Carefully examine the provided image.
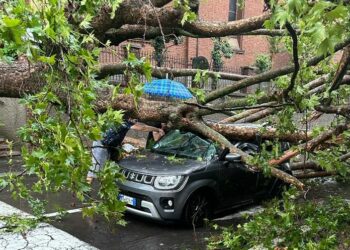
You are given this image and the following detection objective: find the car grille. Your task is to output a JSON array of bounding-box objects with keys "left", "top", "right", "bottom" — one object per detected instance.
[{"left": 120, "top": 168, "right": 155, "bottom": 185}]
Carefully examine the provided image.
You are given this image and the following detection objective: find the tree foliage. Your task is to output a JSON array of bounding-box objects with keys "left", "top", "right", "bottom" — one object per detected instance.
[
  {"left": 211, "top": 37, "right": 234, "bottom": 71},
  {"left": 209, "top": 188, "right": 350, "bottom": 249},
  {"left": 0, "top": 0, "right": 349, "bottom": 236}
]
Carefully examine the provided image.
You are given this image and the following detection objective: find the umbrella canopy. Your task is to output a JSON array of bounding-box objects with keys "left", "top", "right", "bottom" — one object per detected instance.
[{"left": 143, "top": 79, "right": 193, "bottom": 99}]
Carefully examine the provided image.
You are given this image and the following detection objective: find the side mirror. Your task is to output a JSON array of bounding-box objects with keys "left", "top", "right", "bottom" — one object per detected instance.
[
  {"left": 225, "top": 153, "right": 242, "bottom": 163},
  {"left": 218, "top": 147, "right": 230, "bottom": 161}
]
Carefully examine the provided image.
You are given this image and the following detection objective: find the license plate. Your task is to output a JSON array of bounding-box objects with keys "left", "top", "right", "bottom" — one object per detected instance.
[{"left": 118, "top": 194, "right": 136, "bottom": 206}]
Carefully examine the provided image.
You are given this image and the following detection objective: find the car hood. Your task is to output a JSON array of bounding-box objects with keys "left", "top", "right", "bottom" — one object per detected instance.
[{"left": 118, "top": 150, "right": 207, "bottom": 175}]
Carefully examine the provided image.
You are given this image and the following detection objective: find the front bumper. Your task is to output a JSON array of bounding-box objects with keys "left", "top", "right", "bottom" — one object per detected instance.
[
  {"left": 118, "top": 179, "right": 190, "bottom": 221},
  {"left": 125, "top": 200, "right": 162, "bottom": 219}
]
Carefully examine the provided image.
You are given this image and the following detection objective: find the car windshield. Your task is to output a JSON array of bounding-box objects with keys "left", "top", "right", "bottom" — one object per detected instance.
[{"left": 152, "top": 130, "right": 216, "bottom": 160}]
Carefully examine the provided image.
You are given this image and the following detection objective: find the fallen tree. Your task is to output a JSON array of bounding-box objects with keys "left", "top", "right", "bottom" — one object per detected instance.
[{"left": 0, "top": 0, "right": 350, "bottom": 219}]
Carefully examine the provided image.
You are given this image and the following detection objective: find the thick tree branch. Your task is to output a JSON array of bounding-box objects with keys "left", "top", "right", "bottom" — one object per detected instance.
[
  {"left": 294, "top": 171, "right": 336, "bottom": 179},
  {"left": 269, "top": 124, "right": 349, "bottom": 166},
  {"left": 304, "top": 74, "right": 329, "bottom": 90},
  {"left": 0, "top": 60, "right": 46, "bottom": 98},
  {"left": 203, "top": 37, "right": 350, "bottom": 104},
  {"left": 234, "top": 107, "right": 280, "bottom": 123},
  {"left": 94, "top": 3, "right": 271, "bottom": 45},
  {"left": 188, "top": 119, "right": 304, "bottom": 189},
  {"left": 207, "top": 74, "right": 333, "bottom": 116},
  {"left": 198, "top": 94, "right": 277, "bottom": 116},
  {"left": 206, "top": 121, "right": 309, "bottom": 143},
  {"left": 99, "top": 63, "right": 247, "bottom": 81},
  {"left": 91, "top": 3, "right": 183, "bottom": 42},
  {"left": 185, "top": 101, "right": 290, "bottom": 112},
  {"left": 307, "top": 75, "right": 350, "bottom": 96},
  {"left": 219, "top": 108, "right": 266, "bottom": 123},
  {"left": 291, "top": 161, "right": 321, "bottom": 170},
  {"left": 315, "top": 104, "right": 350, "bottom": 118},
  {"left": 291, "top": 152, "right": 350, "bottom": 170},
  {"left": 106, "top": 25, "right": 289, "bottom": 44},
  {"left": 329, "top": 45, "right": 350, "bottom": 93},
  {"left": 183, "top": 12, "right": 271, "bottom": 37}
]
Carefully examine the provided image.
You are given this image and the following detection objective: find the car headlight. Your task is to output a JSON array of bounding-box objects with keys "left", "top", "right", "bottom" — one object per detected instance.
[{"left": 154, "top": 176, "right": 183, "bottom": 190}]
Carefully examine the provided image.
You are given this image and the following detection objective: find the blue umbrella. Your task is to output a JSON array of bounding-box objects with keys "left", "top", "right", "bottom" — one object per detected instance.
[{"left": 143, "top": 79, "right": 193, "bottom": 99}]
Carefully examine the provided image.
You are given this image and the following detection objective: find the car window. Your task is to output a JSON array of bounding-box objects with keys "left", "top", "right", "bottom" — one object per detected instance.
[
  {"left": 205, "top": 144, "right": 217, "bottom": 161},
  {"left": 152, "top": 130, "right": 214, "bottom": 160}
]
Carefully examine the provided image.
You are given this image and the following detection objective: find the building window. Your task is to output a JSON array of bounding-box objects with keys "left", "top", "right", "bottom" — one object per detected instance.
[
  {"left": 228, "top": 0, "right": 237, "bottom": 21},
  {"left": 228, "top": 0, "right": 244, "bottom": 50}
]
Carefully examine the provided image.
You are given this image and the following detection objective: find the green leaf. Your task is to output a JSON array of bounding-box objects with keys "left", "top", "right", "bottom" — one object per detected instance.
[
  {"left": 3, "top": 17, "right": 21, "bottom": 28},
  {"left": 79, "top": 14, "right": 93, "bottom": 29},
  {"left": 190, "top": 88, "right": 206, "bottom": 102},
  {"left": 287, "top": 0, "right": 303, "bottom": 15},
  {"left": 194, "top": 71, "right": 201, "bottom": 83},
  {"left": 181, "top": 11, "right": 196, "bottom": 25},
  {"left": 110, "top": 0, "right": 123, "bottom": 19},
  {"left": 38, "top": 55, "right": 56, "bottom": 65},
  {"left": 274, "top": 8, "right": 289, "bottom": 27},
  {"left": 325, "top": 4, "right": 348, "bottom": 20},
  {"left": 142, "top": 60, "right": 152, "bottom": 82},
  {"left": 310, "top": 22, "right": 326, "bottom": 43}
]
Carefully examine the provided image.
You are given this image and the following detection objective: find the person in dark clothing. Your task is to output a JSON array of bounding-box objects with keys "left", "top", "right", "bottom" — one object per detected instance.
[{"left": 86, "top": 120, "right": 164, "bottom": 184}]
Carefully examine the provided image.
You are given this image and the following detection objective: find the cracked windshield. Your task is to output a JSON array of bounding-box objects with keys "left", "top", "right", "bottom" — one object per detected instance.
[{"left": 152, "top": 130, "right": 216, "bottom": 160}]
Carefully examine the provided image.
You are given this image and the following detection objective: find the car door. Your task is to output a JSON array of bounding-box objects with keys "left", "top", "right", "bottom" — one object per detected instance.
[
  {"left": 255, "top": 162, "right": 291, "bottom": 197},
  {"left": 218, "top": 160, "right": 258, "bottom": 208}
]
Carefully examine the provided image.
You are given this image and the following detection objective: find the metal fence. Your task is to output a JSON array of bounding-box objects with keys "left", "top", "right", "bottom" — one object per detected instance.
[{"left": 99, "top": 46, "right": 244, "bottom": 91}]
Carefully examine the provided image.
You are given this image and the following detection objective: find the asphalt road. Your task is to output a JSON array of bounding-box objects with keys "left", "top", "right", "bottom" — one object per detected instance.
[
  {"left": 2, "top": 157, "right": 350, "bottom": 250},
  {"left": 0, "top": 157, "right": 252, "bottom": 250}
]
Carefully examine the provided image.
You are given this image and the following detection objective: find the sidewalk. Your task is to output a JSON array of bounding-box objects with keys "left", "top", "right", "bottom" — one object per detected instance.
[{"left": 0, "top": 201, "right": 98, "bottom": 250}]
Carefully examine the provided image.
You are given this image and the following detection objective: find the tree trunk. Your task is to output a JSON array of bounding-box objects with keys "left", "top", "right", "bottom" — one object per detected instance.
[{"left": 0, "top": 60, "right": 45, "bottom": 98}]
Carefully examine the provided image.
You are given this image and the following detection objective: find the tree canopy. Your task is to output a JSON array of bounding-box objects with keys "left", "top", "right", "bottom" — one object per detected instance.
[{"left": 0, "top": 0, "right": 350, "bottom": 222}]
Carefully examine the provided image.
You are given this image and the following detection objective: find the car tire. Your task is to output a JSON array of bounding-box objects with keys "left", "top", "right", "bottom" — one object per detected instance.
[{"left": 183, "top": 192, "right": 212, "bottom": 227}]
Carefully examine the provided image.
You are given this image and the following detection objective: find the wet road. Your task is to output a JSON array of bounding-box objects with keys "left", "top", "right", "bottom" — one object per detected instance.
[
  {"left": 54, "top": 213, "right": 213, "bottom": 250},
  {"left": 48, "top": 203, "right": 260, "bottom": 250},
  {"left": 0, "top": 157, "right": 251, "bottom": 250},
  {"left": 2, "top": 158, "right": 350, "bottom": 249},
  {"left": 2, "top": 178, "right": 254, "bottom": 250},
  {"left": 1, "top": 178, "right": 254, "bottom": 250}
]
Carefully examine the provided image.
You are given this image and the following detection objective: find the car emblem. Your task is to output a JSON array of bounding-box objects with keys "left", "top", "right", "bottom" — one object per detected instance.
[{"left": 129, "top": 173, "right": 136, "bottom": 180}]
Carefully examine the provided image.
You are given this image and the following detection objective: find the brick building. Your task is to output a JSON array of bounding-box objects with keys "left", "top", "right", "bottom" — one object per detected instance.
[{"left": 100, "top": 0, "right": 290, "bottom": 74}]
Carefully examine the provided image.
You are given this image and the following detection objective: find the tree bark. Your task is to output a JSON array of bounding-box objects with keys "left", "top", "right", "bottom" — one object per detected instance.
[
  {"left": 188, "top": 119, "right": 304, "bottom": 189},
  {"left": 304, "top": 74, "right": 329, "bottom": 90},
  {"left": 294, "top": 171, "right": 336, "bottom": 179},
  {"left": 183, "top": 13, "right": 271, "bottom": 37},
  {"left": 203, "top": 37, "right": 350, "bottom": 104},
  {"left": 106, "top": 25, "right": 286, "bottom": 44},
  {"left": 328, "top": 45, "right": 350, "bottom": 93},
  {"left": 201, "top": 73, "right": 350, "bottom": 117},
  {"left": 219, "top": 108, "right": 266, "bottom": 123},
  {"left": 0, "top": 60, "right": 45, "bottom": 98},
  {"left": 269, "top": 124, "right": 349, "bottom": 166},
  {"left": 315, "top": 105, "right": 350, "bottom": 118},
  {"left": 90, "top": 2, "right": 271, "bottom": 45},
  {"left": 234, "top": 107, "right": 280, "bottom": 123},
  {"left": 206, "top": 122, "right": 309, "bottom": 143},
  {"left": 90, "top": 3, "right": 183, "bottom": 42},
  {"left": 99, "top": 63, "right": 247, "bottom": 81},
  {"left": 291, "top": 152, "right": 350, "bottom": 170}
]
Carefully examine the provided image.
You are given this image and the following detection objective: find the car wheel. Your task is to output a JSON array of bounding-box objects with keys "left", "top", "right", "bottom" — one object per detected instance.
[{"left": 183, "top": 192, "right": 212, "bottom": 227}]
